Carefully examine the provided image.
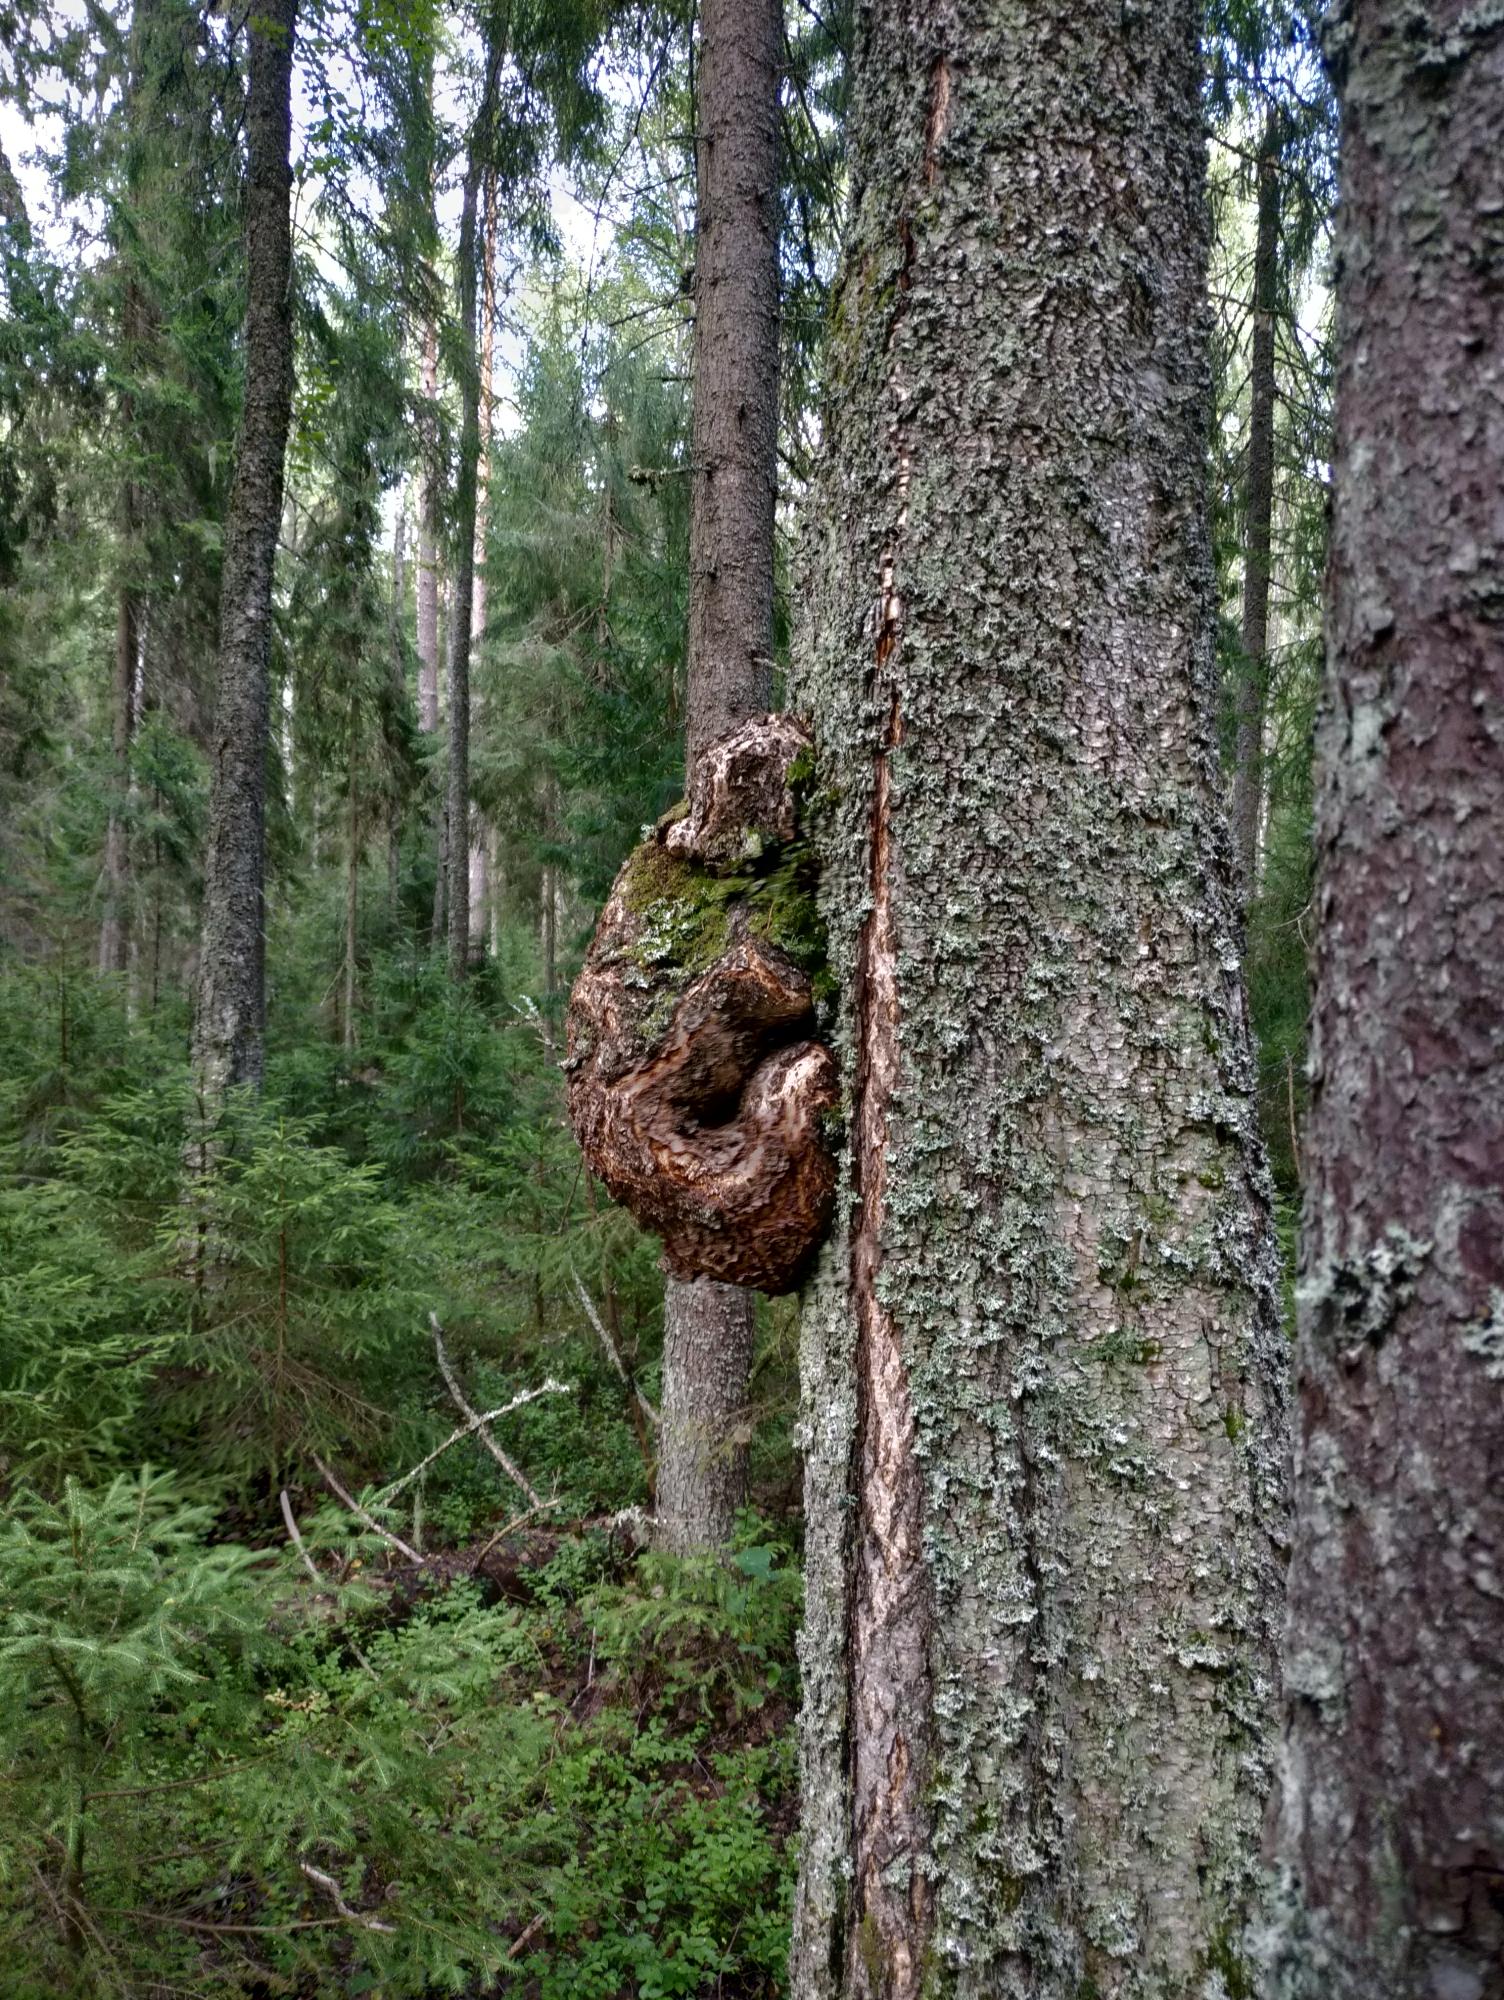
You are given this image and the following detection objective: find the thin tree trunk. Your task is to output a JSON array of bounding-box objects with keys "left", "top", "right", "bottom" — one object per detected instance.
[
  {"left": 99, "top": 548, "right": 137, "bottom": 977},
  {"left": 387, "top": 499, "right": 405, "bottom": 922},
  {"left": 445, "top": 42, "right": 503, "bottom": 982},
  {"left": 417, "top": 315, "right": 441, "bottom": 734},
  {"left": 468, "top": 168, "right": 498, "bottom": 966},
  {"left": 1260, "top": 9, "right": 1504, "bottom": 1995},
  {"left": 1230, "top": 105, "right": 1282, "bottom": 901},
  {"left": 488, "top": 820, "right": 502, "bottom": 957},
  {"left": 790, "top": 5, "right": 1287, "bottom": 1993},
  {"left": 188, "top": 0, "right": 296, "bottom": 1146},
  {"left": 343, "top": 720, "right": 358, "bottom": 1052},
  {"left": 656, "top": 0, "right": 783, "bottom": 1558}
]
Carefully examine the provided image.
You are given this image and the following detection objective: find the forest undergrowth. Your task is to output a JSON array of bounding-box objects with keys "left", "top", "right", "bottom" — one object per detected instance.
[{"left": 0, "top": 932, "right": 806, "bottom": 1998}]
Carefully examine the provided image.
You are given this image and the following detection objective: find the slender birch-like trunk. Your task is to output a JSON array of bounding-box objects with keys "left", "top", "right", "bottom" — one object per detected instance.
[
  {"left": 790, "top": 5, "right": 1288, "bottom": 1993},
  {"left": 188, "top": 0, "right": 296, "bottom": 1139},
  {"left": 417, "top": 315, "right": 441, "bottom": 736},
  {"left": 1260, "top": 7, "right": 1504, "bottom": 1994},
  {"left": 656, "top": 0, "right": 783, "bottom": 1557}
]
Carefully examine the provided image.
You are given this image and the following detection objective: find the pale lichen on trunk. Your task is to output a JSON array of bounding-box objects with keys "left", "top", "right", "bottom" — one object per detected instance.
[{"left": 790, "top": 4, "right": 1289, "bottom": 1995}]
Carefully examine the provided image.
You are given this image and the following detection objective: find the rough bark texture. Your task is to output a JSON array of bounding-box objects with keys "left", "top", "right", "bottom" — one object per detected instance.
[
  {"left": 1229, "top": 107, "right": 1282, "bottom": 900},
  {"left": 567, "top": 716, "right": 837, "bottom": 1297},
  {"left": 658, "top": 0, "right": 784, "bottom": 1553},
  {"left": 656, "top": 1278, "right": 759, "bottom": 1556},
  {"left": 1258, "top": 6, "right": 1504, "bottom": 1995},
  {"left": 683, "top": 0, "right": 782, "bottom": 772},
  {"left": 189, "top": 0, "right": 295, "bottom": 1120},
  {"left": 789, "top": 6, "right": 1289, "bottom": 1995}
]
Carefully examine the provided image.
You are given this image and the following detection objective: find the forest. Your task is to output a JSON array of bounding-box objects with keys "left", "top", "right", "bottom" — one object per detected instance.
[{"left": 0, "top": 0, "right": 1498, "bottom": 1995}]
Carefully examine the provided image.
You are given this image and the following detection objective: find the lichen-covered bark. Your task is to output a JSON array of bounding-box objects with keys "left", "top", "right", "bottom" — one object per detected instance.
[
  {"left": 790, "top": 5, "right": 1288, "bottom": 1994},
  {"left": 189, "top": 0, "right": 296, "bottom": 1125},
  {"left": 1258, "top": 6, "right": 1504, "bottom": 1995}
]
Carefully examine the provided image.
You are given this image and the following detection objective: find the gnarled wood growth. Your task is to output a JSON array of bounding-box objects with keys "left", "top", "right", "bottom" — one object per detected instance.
[{"left": 567, "top": 716, "right": 837, "bottom": 1296}]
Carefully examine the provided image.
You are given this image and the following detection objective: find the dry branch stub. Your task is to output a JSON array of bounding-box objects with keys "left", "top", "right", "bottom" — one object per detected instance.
[{"left": 566, "top": 714, "right": 837, "bottom": 1295}]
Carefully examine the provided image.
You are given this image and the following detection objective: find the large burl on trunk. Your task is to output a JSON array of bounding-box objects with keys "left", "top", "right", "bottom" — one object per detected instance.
[{"left": 567, "top": 716, "right": 838, "bottom": 1296}]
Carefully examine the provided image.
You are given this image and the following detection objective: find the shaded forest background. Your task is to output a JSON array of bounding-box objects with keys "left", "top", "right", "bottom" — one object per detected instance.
[{"left": 0, "top": 0, "right": 1334, "bottom": 1991}]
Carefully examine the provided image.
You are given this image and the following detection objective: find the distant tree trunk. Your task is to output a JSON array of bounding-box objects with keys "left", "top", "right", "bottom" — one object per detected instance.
[
  {"left": 343, "top": 714, "right": 359, "bottom": 1051},
  {"left": 445, "top": 43, "right": 502, "bottom": 982},
  {"left": 387, "top": 499, "right": 405, "bottom": 921},
  {"left": 1230, "top": 105, "right": 1282, "bottom": 900},
  {"left": 469, "top": 167, "right": 498, "bottom": 966},
  {"left": 1260, "top": 9, "right": 1504, "bottom": 1996},
  {"left": 417, "top": 315, "right": 441, "bottom": 735},
  {"left": 99, "top": 516, "right": 138, "bottom": 977},
  {"left": 789, "top": 4, "right": 1288, "bottom": 1993},
  {"left": 656, "top": 0, "right": 783, "bottom": 1558},
  {"left": 188, "top": 0, "right": 296, "bottom": 1137},
  {"left": 488, "top": 820, "right": 502, "bottom": 956}
]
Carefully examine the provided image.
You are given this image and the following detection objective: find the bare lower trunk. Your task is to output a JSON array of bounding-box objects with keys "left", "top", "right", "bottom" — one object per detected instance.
[
  {"left": 1259, "top": 9, "right": 1504, "bottom": 1996},
  {"left": 468, "top": 836, "right": 488, "bottom": 961},
  {"left": 188, "top": 0, "right": 296, "bottom": 1148},
  {"left": 790, "top": 5, "right": 1287, "bottom": 1994},
  {"left": 656, "top": 1281, "right": 759, "bottom": 1553},
  {"left": 657, "top": 0, "right": 783, "bottom": 1555},
  {"left": 1229, "top": 106, "right": 1282, "bottom": 900}
]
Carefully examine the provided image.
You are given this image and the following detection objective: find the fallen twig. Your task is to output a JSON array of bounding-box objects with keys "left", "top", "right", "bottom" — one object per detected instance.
[
  {"left": 430, "top": 1315, "right": 540, "bottom": 1505},
  {"left": 298, "top": 1861, "right": 397, "bottom": 1935},
  {"left": 377, "top": 1379, "right": 571, "bottom": 1506},
  {"left": 312, "top": 1455, "right": 424, "bottom": 1565},
  {"left": 280, "top": 1489, "right": 325, "bottom": 1589},
  {"left": 470, "top": 1495, "right": 568, "bottom": 1573},
  {"left": 507, "top": 1911, "right": 547, "bottom": 1960},
  {"left": 569, "top": 1264, "right": 660, "bottom": 1431}
]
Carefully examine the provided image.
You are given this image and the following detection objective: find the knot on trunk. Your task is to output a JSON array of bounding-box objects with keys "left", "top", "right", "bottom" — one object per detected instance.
[{"left": 566, "top": 715, "right": 837, "bottom": 1294}]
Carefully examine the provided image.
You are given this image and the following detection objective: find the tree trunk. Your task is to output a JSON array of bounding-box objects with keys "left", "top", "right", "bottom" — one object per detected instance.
[
  {"left": 468, "top": 167, "right": 498, "bottom": 966},
  {"left": 445, "top": 43, "right": 503, "bottom": 983},
  {"left": 388, "top": 499, "right": 405, "bottom": 922},
  {"left": 656, "top": 0, "right": 783, "bottom": 1557},
  {"left": 417, "top": 315, "right": 441, "bottom": 734},
  {"left": 1229, "top": 105, "right": 1282, "bottom": 901},
  {"left": 789, "top": 5, "right": 1288, "bottom": 1994},
  {"left": 343, "top": 719, "right": 358, "bottom": 1052},
  {"left": 99, "top": 544, "right": 137, "bottom": 977},
  {"left": 1260, "top": 9, "right": 1504, "bottom": 1996},
  {"left": 188, "top": 0, "right": 296, "bottom": 1135}
]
